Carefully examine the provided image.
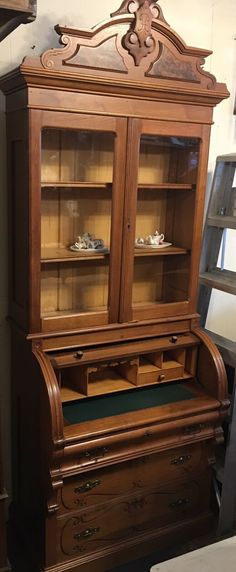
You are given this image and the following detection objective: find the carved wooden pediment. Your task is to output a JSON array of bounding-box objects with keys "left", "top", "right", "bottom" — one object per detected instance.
[
  {"left": 1, "top": 0, "right": 228, "bottom": 106},
  {"left": 111, "top": 0, "right": 169, "bottom": 66},
  {"left": 38, "top": 0, "right": 217, "bottom": 90}
]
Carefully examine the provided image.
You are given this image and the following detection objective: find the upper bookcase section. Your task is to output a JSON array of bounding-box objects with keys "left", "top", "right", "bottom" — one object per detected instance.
[{"left": 0, "top": 0, "right": 229, "bottom": 106}]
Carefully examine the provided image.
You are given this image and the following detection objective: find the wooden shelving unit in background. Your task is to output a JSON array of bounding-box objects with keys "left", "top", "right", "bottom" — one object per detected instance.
[
  {"left": 198, "top": 154, "right": 236, "bottom": 534},
  {"left": 0, "top": 1, "right": 36, "bottom": 41}
]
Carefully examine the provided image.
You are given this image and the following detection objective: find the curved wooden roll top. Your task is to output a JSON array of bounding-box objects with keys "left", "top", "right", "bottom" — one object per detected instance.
[
  {"left": 33, "top": 346, "right": 64, "bottom": 448},
  {"left": 31, "top": 327, "right": 228, "bottom": 516},
  {"left": 35, "top": 329, "right": 228, "bottom": 441},
  {"left": 194, "top": 328, "right": 229, "bottom": 404}
]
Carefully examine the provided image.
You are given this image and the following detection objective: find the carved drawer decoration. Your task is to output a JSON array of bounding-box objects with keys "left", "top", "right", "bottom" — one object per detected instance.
[
  {"left": 59, "top": 441, "right": 213, "bottom": 514},
  {"left": 57, "top": 473, "right": 211, "bottom": 559}
]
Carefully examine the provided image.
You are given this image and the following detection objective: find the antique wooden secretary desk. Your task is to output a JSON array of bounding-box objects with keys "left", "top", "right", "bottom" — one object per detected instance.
[{"left": 0, "top": 1, "right": 230, "bottom": 571}]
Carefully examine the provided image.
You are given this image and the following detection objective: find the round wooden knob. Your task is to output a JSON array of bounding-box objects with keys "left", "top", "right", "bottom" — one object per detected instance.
[
  {"left": 159, "top": 374, "right": 165, "bottom": 381},
  {"left": 75, "top": 350, "right": 84, "bottom": 359}
]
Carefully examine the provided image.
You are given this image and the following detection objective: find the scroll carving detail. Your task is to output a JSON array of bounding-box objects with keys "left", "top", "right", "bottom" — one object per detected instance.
[
  {"left": 37, "top": 0, "right": 222, "bottom": 94},
  {"left": 111, "top": 0, "right": 168, "bottom": 24},
  {"left": 121, "top": 1, "right": 159, "bottom": 66}
]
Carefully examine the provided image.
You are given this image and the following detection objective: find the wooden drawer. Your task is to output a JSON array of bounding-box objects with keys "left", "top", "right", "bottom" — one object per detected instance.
[
  {"left": 156, "top": 364, "right": 184, "bottom": 383},
  {"left": 137, "top": 361, "right": 184, "bottom": 385},
  {"left": 57, "top": 473, "right": 211, "bottom": 560},
  {"left": 59, "top": 441, "right": 213, "bottom": 514},
  {"left": 62, "top": 400, "right": 221, "bottom": 474},
  {"left": 50, "top": 334, "right": 198, "bottom": 368}
]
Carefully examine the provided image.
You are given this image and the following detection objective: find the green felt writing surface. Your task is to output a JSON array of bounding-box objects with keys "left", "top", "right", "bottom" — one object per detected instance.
[{"left": 63, "top": 383, "right": 194, "bottom": 425}]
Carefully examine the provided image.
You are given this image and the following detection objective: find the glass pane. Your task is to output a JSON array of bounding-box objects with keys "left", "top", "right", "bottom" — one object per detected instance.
[
  {"left": 209, "top": 160, "right": 236, "bottom": 218},
  {"left": 133, "top": 135, "right": 199, "bottom": 307},
  {"left": 40, "top": 128, "right": 114, "bottom": 318},
  {"left": 41, "top": 129, "right": 114, "bottom": 183},
  {"left": 41, "top": 261, "right": 109, "bottom": 316},
  {"left": 132, "top": 255, "right": 190, "bottom": 308},
  {"left": 138, "top": 135, "right": 199, "bottom": 185}
]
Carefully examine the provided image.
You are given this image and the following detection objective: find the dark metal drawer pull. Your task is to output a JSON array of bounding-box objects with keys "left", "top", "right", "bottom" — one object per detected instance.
[
  {"left": 183, "top": 424, "right": 204, "bottom": 435},
  {"left": 74, "top": 527, "right": 100, "bottom": 540},
  {"left": 84, "top": 447, "right": 109, "bottom": 459},
  {"left": 169, "top": 497, "right": 191, "bottom": 509},
  {"left": 74, "top": 479, "right": 101, "bottom": 494},
  {"left": 171, "top": 454, "right": 192, "bottom": 465}
]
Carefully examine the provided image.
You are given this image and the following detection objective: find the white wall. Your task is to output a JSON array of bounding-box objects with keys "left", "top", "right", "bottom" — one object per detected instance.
[{"left": 0, "top": 0, "right": 236, "bottom": 493}]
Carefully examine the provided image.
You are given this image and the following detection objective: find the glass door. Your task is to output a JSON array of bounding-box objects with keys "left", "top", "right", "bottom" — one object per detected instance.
[
  {"left": 119, "top": 119, "right": 206, "bottom": 322},
  {"left": 30, "top": 112, "right": 127, "bottom": 333}
]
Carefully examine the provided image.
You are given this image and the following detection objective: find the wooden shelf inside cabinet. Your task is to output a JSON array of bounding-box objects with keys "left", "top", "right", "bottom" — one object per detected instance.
[
  {"left": 60, "top": 380, "right": 136, "bottom": 403},
  {"left": 41, "top": 182, "right": 112, "bottom": 189},
  {"left": 137, "top": 183, "right": 195, "bottom": 191},
  {"left": 41, "top": 306, "right": 107, "bottom": 319},
  {"left": 41, "top": 247, "right": 109, "bottom": 263},
  {"left": 60, "top": 386, "right": 86, "bottom": 402},
  {"left": 88, "top": 372, "right": 134, "bottom": 397},
  {"left": 134, "top": 246, "right": 189, "bottom": 257},
  {"left": 41, "top": 246, "right": 191, "bottom": 262}
]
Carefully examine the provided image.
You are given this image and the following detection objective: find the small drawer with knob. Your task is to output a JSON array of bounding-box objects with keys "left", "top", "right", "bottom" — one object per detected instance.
[
  {"left": 157, "top": 363, "right": 184, "bottom": 383},
  {"left": 136, "top": 345, "right": 198, "bottom": 386},
  {"left": 137, "top": 356, "right": 184, "bottom": 385}
]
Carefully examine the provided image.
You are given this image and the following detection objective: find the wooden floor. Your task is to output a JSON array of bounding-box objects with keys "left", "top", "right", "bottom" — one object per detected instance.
[
  {"left": 108, "top": 529, "right": 234, "bottom": 572},
  {"left": 150, "top": 537, "right": 236, "bottom": 572},
  {"left": 8, "top": 518, "right": 235, "bottom": 572}
]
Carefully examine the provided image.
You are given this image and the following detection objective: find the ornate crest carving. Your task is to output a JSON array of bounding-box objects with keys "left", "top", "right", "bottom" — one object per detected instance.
[
  {"left": 118, "top": 1, "right": 161, "bottom": 66},
  {"left": 11, "top": 0, "right": 228, "bottom": 105},
  {"left": 111, "top": 0, "right": 167, "bottom": 24}
]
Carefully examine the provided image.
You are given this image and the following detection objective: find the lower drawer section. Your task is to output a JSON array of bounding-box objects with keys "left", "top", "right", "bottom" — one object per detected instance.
[
  {"left": 59, "top": 441, "right": 214, "bottom": 514},
  {"left": 57, "top": 472, "right": 211, "bottom": 560}
]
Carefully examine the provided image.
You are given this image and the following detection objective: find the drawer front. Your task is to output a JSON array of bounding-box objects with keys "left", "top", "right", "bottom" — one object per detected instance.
[
  {"left": 58, "top": 473, "right": 211, "bottom": 559},
  {"left": 137, "top": 364, "right": 184, "bottom": 385},
  {"left": 59, "top": 441, "right": 212, "bottom": 514},
  {"left": 156, "top": 365, "right": 184, "bottom": 383},
  {"left": 50, "top": 334, "right": 198, "bottom": 368}
]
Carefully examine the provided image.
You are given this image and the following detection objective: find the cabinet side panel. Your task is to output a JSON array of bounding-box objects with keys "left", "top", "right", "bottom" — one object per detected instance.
[{"left": 7, "top": 110, "right": 29, "bottom": 329}]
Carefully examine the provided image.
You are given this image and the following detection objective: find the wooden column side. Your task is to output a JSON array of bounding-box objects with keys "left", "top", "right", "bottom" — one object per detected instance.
[
  {"left": 28, "top": 109, "right": 43, "bottom": 332},
  {"left": 187, "top": 123, "right": 212, "bottom": 313},
  {"left": 119, "top": 118, "right": 142, "bottom": 322}
]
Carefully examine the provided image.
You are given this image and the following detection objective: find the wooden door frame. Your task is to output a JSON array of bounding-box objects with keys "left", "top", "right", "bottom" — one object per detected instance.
[
  {"left": 119, "top": 117, "right": 211, "bottom": 323},
  {"left": 28, "top": 109, "right": 128, "bottom": 333}
]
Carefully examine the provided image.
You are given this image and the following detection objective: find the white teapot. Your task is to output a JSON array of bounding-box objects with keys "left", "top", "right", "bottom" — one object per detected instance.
[{"left": 146, "top": 230, "right": 165, "bottom": 245}]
